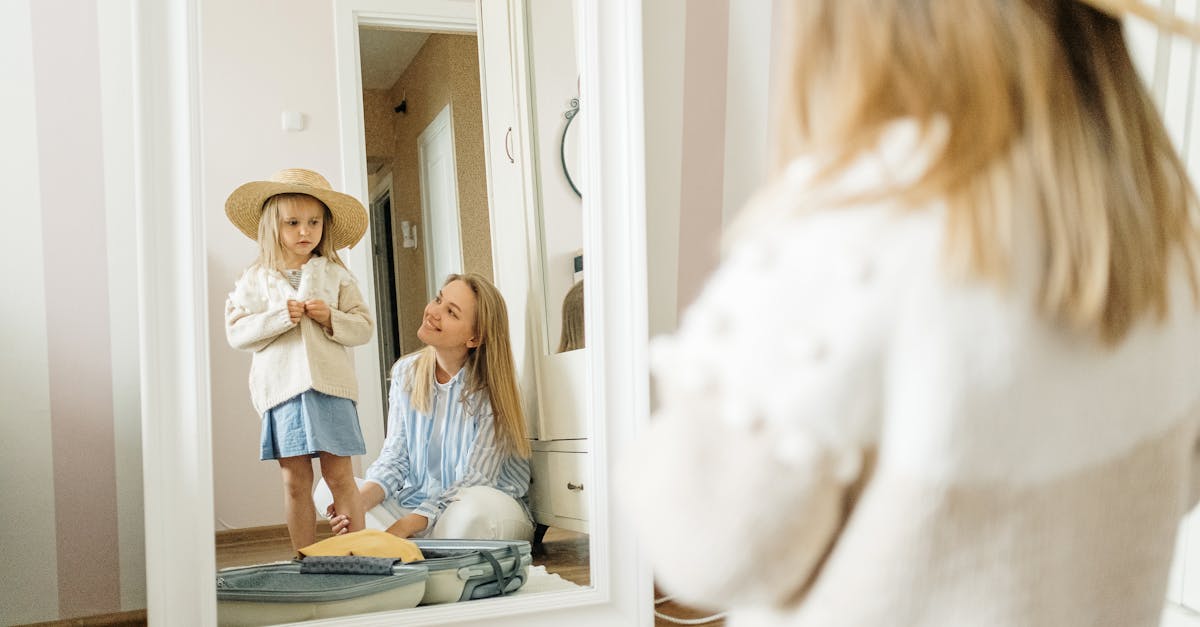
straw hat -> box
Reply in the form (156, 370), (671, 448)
(1081, 0), (1200, 40)
(225, 168), (369, 250)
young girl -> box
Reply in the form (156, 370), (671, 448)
(628, 2), (1200, 626)
(320, 273), (533, 541)
(224, 168), (374, 550)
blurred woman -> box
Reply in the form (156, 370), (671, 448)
(628, 2), (1200, 625)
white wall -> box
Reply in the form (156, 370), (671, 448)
(1, 0), (144, 621)
(642, 0), (686, 340)
(2, 2), (60, 620)
(721, 0), (783, 224)
(202, 0), (366, 529)
(643, 0), (783, 337)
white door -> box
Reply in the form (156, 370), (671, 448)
(418, 104), (463, 300)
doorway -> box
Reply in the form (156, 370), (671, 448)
(368, 176), (400, 409)
(357, 27), (496, 415)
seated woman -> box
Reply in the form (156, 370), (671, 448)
(317, 273), (533, 540)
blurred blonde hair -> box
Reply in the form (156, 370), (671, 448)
(255, 193), (346, 271)
(405, 274), (530, 458)
(773, 0), (1199, 344)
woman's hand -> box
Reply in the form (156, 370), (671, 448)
(304, 299), (332, 330)
(286, 300), (304, 324)
(326, 504), (352, 535)
(385, 513), (429, 539)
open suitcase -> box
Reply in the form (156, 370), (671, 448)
(215, 559), (428, 626)
(411, 539), (533, 605)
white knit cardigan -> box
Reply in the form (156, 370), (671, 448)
(627, 123), (1200, 626)
(225, 256), (374, 414)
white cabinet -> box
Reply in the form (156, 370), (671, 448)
(529, 443), (589, 534)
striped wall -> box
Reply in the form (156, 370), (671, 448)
(0, 0), (144, 623)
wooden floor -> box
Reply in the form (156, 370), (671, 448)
(22, 526), (717, 626)
(216, 525), (730, 626)
(652, 586), (727, 627)
(214, 523), (591, 588)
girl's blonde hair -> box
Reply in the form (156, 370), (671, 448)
(405, 273), (530, 458)
(774, 0), (1199, 344)
(256, 193), (347, 271)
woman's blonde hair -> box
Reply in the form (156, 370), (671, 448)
(405, 273), (530, 457)
(256, 193), (346, 271)
(774, 0), (1199, 343)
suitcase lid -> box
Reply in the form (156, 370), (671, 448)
(216, 561), (427, 603)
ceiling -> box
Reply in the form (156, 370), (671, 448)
(358, 28), (431, 91)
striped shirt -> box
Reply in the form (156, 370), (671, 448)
(364, 353), (532, 526)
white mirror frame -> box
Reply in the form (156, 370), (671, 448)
(133, 0), (651, 624)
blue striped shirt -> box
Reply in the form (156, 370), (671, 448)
(365, 353), (532, 526)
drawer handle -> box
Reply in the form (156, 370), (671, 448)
(566, 482), (584, 492)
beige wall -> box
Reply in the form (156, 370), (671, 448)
(375, 34), (491, 355)
(362, 88), (395, 164)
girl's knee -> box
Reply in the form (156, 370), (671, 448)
(282, 476), (313, 500)
(278, 458), (314, 497)
(320, 464), (357, 494)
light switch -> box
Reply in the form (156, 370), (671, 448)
(401, 221), (418, 249)
(281, 111), (304, 132)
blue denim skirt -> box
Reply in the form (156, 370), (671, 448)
(260, 389), (367, 460)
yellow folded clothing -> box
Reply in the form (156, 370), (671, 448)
(298, 529), (424, 563)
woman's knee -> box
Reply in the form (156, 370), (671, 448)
(432, 487), (533, 541)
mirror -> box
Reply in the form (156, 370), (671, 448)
(134, 0), (647, 624)
(202, 0), (595, 624)
(527, 0), (586, 356)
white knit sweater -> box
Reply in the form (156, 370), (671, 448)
(225, 256), (373, 414)
(628, 124), (1200, 626)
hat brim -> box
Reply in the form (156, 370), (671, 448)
(225, 181), (369, 250)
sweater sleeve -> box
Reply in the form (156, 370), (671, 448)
(326, 280), (374, 347)
(623, 208), (893, 610)
(225, 268), (296, 351)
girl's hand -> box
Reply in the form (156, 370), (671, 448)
(304, 299), (332, 329)
(286, 300), (304, 324)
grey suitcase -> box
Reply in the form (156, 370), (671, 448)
(216, 558), (428, 626)
(411, 539), (533, 604)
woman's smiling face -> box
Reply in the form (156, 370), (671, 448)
(417, 279), (479, 350)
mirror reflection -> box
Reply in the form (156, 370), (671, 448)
(208, 3), (591, 624)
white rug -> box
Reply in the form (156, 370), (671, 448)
(512, 565), (584, 596)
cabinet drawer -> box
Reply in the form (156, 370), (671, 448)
(545, 452), (589, 521)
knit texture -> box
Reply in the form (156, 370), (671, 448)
(225, 256), (374, 414)
(627, 122), (1200, 626)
